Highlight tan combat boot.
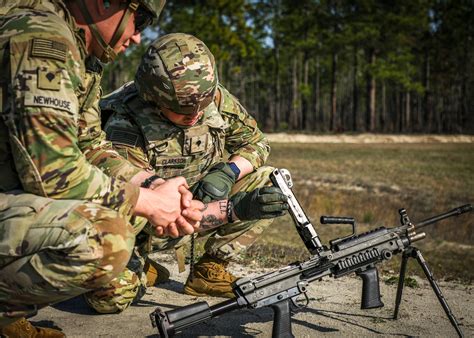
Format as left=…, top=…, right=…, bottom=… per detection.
left=144, top=258, right=170, bottom=287
left=183, top=253, right=238, bottom=298
left=0, top=317, right=65, bottom=337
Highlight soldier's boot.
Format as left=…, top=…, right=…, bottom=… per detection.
left=183, top=253, right=238, bottom=298
left=0, top=318, right=65, bottom=338
left=144, top=258, right=170, bottom=287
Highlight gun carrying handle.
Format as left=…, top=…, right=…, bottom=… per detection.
left=357, top=267, right=384, bottom=309
left=270, top=300, right=295, bottom=338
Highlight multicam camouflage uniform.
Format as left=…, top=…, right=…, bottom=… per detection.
left=0, top=0, right=151, bottom=325
left=84, top=33, right=273, bottom=312
left=102, top=81, right=273, bottom=255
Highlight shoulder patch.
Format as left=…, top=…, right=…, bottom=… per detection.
left=30, top=38, right=67, bottom=62
left=24, top=92, right=76, bottom=115
left=38, top=68, right=62, bottom=91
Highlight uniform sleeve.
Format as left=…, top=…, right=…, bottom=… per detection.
left=76, top=68, right=143, bottom=182
left=8, top=27, right=138, bottom=217
left=220, top=87, right=270, bottom=169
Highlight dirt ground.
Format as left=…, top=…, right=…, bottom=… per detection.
left=33, top=252, right=473, bottom=338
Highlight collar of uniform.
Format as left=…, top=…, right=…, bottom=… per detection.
left=202, top=101, right=227, bottom=129
left=52, top=0, right=88, bottom=59
left=85, top=56, right=104, bottom=74
left=42, top=1, right=88, bottom=59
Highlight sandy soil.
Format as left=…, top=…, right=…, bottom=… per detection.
left=33, top=252, right=473, bottom=338
left=266, top=133, right=474, bottom=143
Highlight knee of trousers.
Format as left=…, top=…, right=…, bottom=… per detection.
left=69, top=203, right=136, bottom=289
left=0, top=198, right=135, bottom=315
left=83, top=266, right=144, bottom=314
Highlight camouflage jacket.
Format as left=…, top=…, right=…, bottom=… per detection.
left=102, top=82, right=270, bottom=187
left=0, top=0, right=140, bottom=217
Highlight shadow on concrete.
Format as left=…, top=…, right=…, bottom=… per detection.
left=52, top=295, right=96, bottom=315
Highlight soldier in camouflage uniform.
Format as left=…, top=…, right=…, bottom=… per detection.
left=96, top=33, right=278, bottom=310
left=0, top=1, right=209, bottom=336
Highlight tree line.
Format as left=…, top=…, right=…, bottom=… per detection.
left=103, top=0, right=474, bottom=134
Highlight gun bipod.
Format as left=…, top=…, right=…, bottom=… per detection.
left=393, top=246, right=464, bottom=338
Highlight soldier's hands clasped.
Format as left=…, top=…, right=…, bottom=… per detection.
left=193, top=162, right=238, bottom=203
left=230, top=186, right=289, bottom=221
left=135, top=177, right=203, bottom=237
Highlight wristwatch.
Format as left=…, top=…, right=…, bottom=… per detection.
left=141, top=174, right=161, bottom=188
left=227, top=162, right=241, bottom=180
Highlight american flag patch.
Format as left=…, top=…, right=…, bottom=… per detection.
left=30, top=38, right=67, bottom=62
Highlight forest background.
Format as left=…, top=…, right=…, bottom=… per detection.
left=102, top=0, right=474, bottom=134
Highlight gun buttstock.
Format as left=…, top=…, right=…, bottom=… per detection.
left=152, top=301, right=212, bottom=337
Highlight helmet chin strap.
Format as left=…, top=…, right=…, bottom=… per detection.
left=77, top=0, right=139, bottom=63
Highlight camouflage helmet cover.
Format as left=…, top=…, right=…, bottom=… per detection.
left=135, top=33, right=218, bottom=115
left=137, top=0, right=166, bottom=24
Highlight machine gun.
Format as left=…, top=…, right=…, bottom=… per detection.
left=150, top=168, right=472, bottom=338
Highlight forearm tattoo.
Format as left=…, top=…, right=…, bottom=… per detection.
left=199, top=201, right=227, bottom=230
left=201, top=215, right=225, bottom=230
left=219, top=201, right=227, bottom=214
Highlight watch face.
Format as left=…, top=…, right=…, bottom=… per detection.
left=228, top=162, right=240, bottom=179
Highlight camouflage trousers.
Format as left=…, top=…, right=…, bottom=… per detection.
left=84, top=166, right=275, bottom=313
left=0, top=192, right=138, bottom=326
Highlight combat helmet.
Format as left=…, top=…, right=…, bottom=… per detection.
left=75, top=0, right=166, bottom=63
left=135, top=33, right=218, bottom=115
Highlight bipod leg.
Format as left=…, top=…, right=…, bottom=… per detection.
left=393, top=248, right=411, bottom=319
left=412, top=247, right=464, bottom=338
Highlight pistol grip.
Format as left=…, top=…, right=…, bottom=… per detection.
left=357, top=267, right=384, bottom=309
left=270, top=300, right=295, bottom=338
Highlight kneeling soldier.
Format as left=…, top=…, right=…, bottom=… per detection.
left=93, top=33, right=279, bottom=311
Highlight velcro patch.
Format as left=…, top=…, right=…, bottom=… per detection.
left=155, top=156, right=187, bottom=168
left=24, top=92, right=76, bottom=115
left=108, top=128, right=145, bottom=149
left=30, top=38, right=67, bottom=62
left=38, top=68, right=62, bottom=91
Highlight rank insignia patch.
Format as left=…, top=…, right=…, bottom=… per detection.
left=30, top=38, right=67, bottom=62
left=38, top=68, right=62, bottom=91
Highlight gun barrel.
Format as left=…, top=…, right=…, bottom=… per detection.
left=416, top=204, right=472, bottom=229
left=209, top=298, right=240, bottom=317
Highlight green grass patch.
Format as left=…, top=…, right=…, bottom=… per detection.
left=385, top=276, right=419, bottom=288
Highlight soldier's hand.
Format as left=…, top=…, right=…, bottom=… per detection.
left=230, top=186, right=289, bottom=221
left=193, top=162, right=238, bottom=203
left=135, top=177, right=202, bottom=237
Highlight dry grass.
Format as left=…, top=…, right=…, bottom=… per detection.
left=240, top=143, right=474, bottom=283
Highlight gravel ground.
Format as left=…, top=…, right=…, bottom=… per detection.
left=33, top=252, right=473, bottom=337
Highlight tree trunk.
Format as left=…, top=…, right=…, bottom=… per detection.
left=381, top=81, right=386, bottom=132
left=303, top=55, right=310, bottom=130
left=314, top=56, right=321, bottom=131
left=405, top=90, right=411, bottom=132
left=423, top=49, right=433, bottom=132
left=290, top=56, right=299, bottom=129
left=330, top=52, right=338, bottom=131
left=365, top=48, right=376, bottom=131
left=352, top=45, right=358, bottom=131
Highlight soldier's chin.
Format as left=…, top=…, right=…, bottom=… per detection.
left=176, top=121, right=198, bottom=128
left=178, top=116, right=201, bottom=127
